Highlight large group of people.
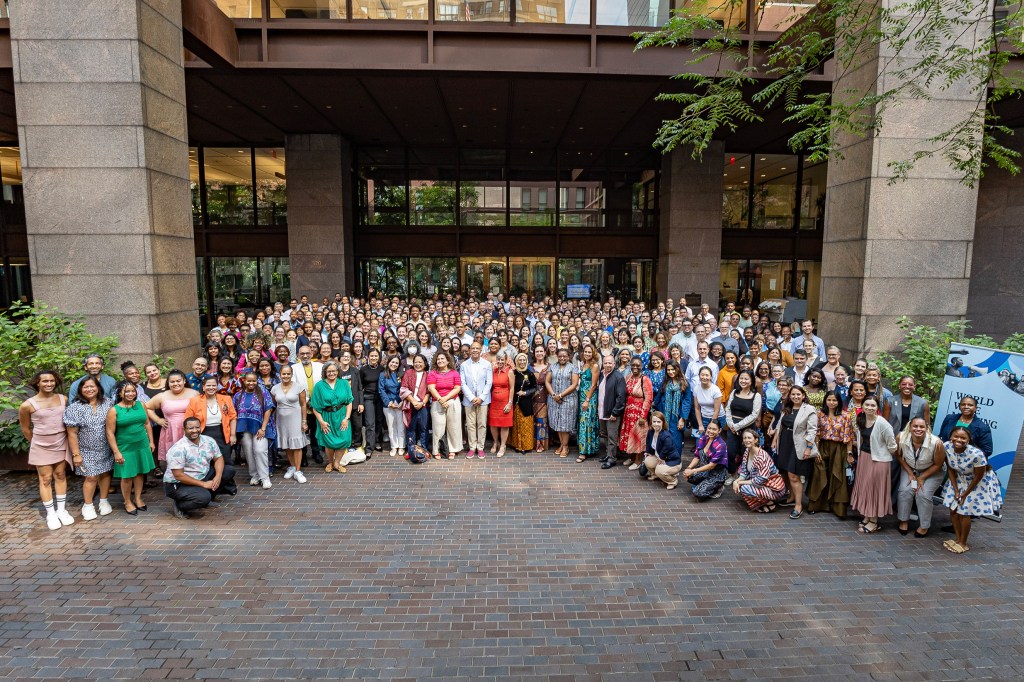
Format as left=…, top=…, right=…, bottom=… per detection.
left=17, top=291, right=1003, bottom=554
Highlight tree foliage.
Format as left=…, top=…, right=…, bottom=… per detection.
left=874, top=316, right=1024, bottom=416
left=635, top=0, right=1024, bottom=186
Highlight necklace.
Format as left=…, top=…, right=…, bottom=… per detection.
left=207, top=399, right=220, bottom=416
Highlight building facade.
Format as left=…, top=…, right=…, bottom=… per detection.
left=0, top=0, right=1020, bottom=364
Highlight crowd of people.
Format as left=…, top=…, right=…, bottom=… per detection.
left=18, top=292, right=1003, bottom=554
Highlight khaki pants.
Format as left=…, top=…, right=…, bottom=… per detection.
left=644, top=455, right=683, bottom=486
left=465, top=402, right=488, bottom=450
left=431, top=399, right=464, bottom=454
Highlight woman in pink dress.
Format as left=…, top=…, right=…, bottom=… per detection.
left=18, top=370, right=73, bottom=530
left=146, top=369, right=199, bottom=464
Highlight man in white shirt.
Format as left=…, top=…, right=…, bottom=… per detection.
left=459, top=342, right=492, bottom=458
left=291, top=346, right=324, bottom=465
left=685, top=341, right=719, bottom=387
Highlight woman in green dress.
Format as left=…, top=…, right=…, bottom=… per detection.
left=576, top=344, right=600, bottom=463
left=105, top=381, right=155, bottom=515
left=310, top=361, right=353, bottom=474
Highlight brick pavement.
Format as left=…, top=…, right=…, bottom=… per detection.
left=1, top=452, right=1024, bottom=681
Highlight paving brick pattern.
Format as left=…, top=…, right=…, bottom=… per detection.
left=2, top=453, right=1023, bottom=680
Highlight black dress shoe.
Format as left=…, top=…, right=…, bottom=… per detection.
left=601, top=461, right=616, bottom=469
left=941, top=524, right=954, bottom=533
left=313, top=453, right=324, bottom=465
left=124, top=507, right=138, bottom=516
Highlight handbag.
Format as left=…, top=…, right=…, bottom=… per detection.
left=638, top=460, right=649, bottom=477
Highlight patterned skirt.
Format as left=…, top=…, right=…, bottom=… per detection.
left=509, top=408, right=535, bottom=452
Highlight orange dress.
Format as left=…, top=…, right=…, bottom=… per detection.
left=489, top=368, right=513, bottom=428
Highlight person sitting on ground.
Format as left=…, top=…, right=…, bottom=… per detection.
left=683, top=420, right=729, bottom=501
left=642, top=411, right=683, bottom=490
left=163, top=416, right=236, bottom=519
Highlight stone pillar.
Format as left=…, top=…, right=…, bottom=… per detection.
left=12, top=1, right=199, bottom=366
left=819, top=2, right=988, bottom=358
left=967, top=129, right=1024, bottom=340
left=286, top=134, right=354, bottom=301
left=657, top=142, right=723, bottom=312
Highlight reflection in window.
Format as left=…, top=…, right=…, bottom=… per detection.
left=756, top=0, right=817, bottom=32
left=255, top=148, right=287, bottom=226
left=800, top=159, right=826, bottom=230
left=204, top=148, right=254, bottom=226
left=411, top=177, right=457, bottom=225
left=260, top=257, right=291, bottom=304
left=410, top=257, right=458, bottom=298
left=214, top=0, right=263, bottom=17
left=195, top=257, right=207, bottom=317
left=211, top=256, right=260, bottom=309
left=510, top=179, right=556, bottom=226
left=680, top=0, right=746, bottom=28
left=360, top=258, right=409, bottom=297
left=722, top=153, right=750, bottom=229
left=268, top=0, right=346, bottom=18
left=597, top=0, right=670, bottom=26
left=559, top=181, right=604, bottom=227
left=718, top=259, right=820, bottom=318
left=510, top=257, right=555, bottom=297
left=461, top=176, right=507, bottom=226
left=557, top=258, right=604, bottom=299
left=517, top=0, right=590, bottom=23
left=359, top=167, right=407, bottom=225
left=752, top=154, right=797, bottom=229
left=353, top=0, right=426, bottom=18
left=435, top=0, right=509, bottom=21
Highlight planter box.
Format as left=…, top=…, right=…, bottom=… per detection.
left=0, top=447, right=31, bottom=472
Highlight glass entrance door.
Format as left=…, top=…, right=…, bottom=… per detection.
left=509, top=257, right=554, bottom=298
left=463, top=257, right=506, bottom=297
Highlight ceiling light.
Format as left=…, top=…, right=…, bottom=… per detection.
left=759, top=157, right=766, bottom=160
left=780, top=167, right=786, bottom=170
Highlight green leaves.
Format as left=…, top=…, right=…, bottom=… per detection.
left=635, top=0, right=1024, bottom=185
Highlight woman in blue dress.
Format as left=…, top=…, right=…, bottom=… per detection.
left=661, top=360, right=691, bottom=452
left=645, top=352, right=666, bottom=414
left=575, top=345, right=600, bottom=463
left=942, top=427, right=1003, bottom=555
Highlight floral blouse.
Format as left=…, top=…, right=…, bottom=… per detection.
left=818, top=410, right=854, bottom=443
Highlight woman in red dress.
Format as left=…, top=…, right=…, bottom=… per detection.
left=488, top=354, right=514, bottom=457
left=621, top=356, right=654, bottom=470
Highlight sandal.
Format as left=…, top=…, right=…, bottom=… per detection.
left=434, top=454, right=442, bottom=460
left=576, top=454, right=587, bottom=463
left=325, top=463, right=334, bottom=473
left=859, top=522, right=881, bottom=533
left=448, top=453, right=455, bottom=460
left=558, top=449, right=567, bottom=458
left=945, top=541, right=967, bottom=554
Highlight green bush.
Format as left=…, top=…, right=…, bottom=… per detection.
left=0, top=302, right=120, bottom=453
left=874, top=317, right=1020, bottom=418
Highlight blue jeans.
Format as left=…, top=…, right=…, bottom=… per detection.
left=406, top=406, right=429, bottom=451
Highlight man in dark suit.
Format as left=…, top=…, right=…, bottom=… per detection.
left=596, top=354, right=627, bottom=469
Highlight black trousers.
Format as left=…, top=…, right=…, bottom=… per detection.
left=164, top=463, right=237, bottom=512
left=203, top=426, right=230, bottom=458
left=349, top=409, right=365, bottom=448
left=363, top=395, right=384, bottom=450
left=305, top=412, right=321, bottom=456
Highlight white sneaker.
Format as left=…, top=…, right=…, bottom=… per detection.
left=81, top=504, right=98, bottom=521
left=56, top=509, right=75, bottom=526
left=46, top=513, right=61, bottom=530
left=390, top=449, right=396, bottom=457
left=97, top=499, right=113, bottom=516
left=724, top=475, right=736, bottom=486
left=628, top=463, right=640, bottom=471
left=293, top=471, right=307, bottom=484
left=283, top=466, right=295, bottom=480
left=249, top=476, right=260, bottom=486
left=261, top=479, right=272, bottom=489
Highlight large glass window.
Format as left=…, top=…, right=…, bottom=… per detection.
left=510, top=175, right=557, bottom=226
left=204, top=148, right=254, bottom=226
left=196, top=257, right=207, bottom=319
left=411, top=177, right=457, bottom=225
left=517, top=0, right=591, bottom=24
left=718, top=259, right=820, bottom=319
left=597, top=0, right=670, bottom=26
left=509, top=257, right=554, bottom=297
left=255, top=148, right=287, bottom=227
left=190, top=147, right=202, bottom=229
left=0, top=146, right=24, bottom=227
left=260, top=257, right=291, bottom=304
left=269, top=0, right=346, bottom=18
left=463, top=257, right=506, bottom=296
left=214, top=0, right=263, bottom=17
left=211, top=257, right=260, bottom=309
left=353, top=0, right=425, bottom=18
left=460, top=155, right=507, bottom=226
left=722, top=153, right=750, bottom=229
left=680, top=0, right=746, bottom=28
left=757, top=0, right=817, bottom=32
left=436, top=0, right=509, bottom=21
left=557, top=258, right=604, bottom=299
left=752, top=154, right=797, bottom=229
left=359, top=166, right=407, bottom=225
left=360, top=257, right=409, bottom=297
left=410, top=257, right=458, bottom=298
left=800, top=159, right=827, bottom=231
left=0, top=258, right=31, bottom=308
left=723, top=152, right=807, bottom=230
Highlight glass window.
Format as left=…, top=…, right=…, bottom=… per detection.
left=260, top=257, right=291, bottom=304
left=557, top=258, right=604, bottom=299
left=189, top=147, right=202, bottom=229
left=509, top=257, right=554, bottom=297
left=360, top=258, right=409, bottom=297
left=518, top=0, right=591, bottom=24
left=211, top=256, right=260, bottom=309
left=460, top=170, right=507, bottom=226
left=0, top=146, right=24, bottom=227
left=721, top=259, right=795, bottom=314
left=353, top=0, right=426, bottom=18
left=268, top=0, right=346, bottom=18
left=559, top=179, right=604, bottom=227
left=800, top=159, right=827, bottom=231
left=204, top=148, right=254, bottom=227
left=597, top=0, right=671, bottom=26
left=411, top=175, right=457, bottom=225
left=410, top=257, right=458, bottom=298
left=680, top=0, right=746, bottom=28
left=463, top=257, right=506, bottom=297
left=510, top=177, right=556, bottom=227
left=359, top=166, right=407, bottom=225
left=255, top=148, right=287, bottom=227
left=796, top=260, right=821, bottom=319
left=752, top=154, right=797, bottom=229
left=436, top=0, right=509, bottom=21
left=214, top=0, right=263, bottom=17
left=196, top=257, right=207, bottom=319
left=757, top=0, right=817, bottom=32
left=0, top=258, right=31, bottom=308
left=722, top=153, right=750, bottom=229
